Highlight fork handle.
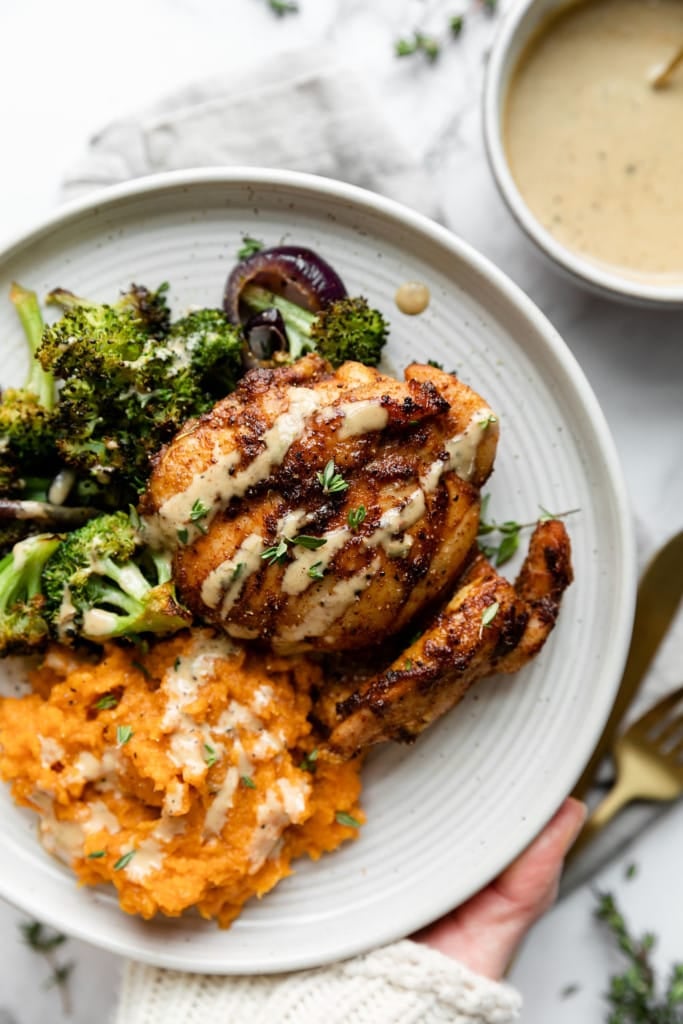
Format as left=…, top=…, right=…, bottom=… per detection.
left=566, top=779, right=633, bottom=861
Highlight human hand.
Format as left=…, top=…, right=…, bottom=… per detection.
left=413, top=796, right=586, bottom=980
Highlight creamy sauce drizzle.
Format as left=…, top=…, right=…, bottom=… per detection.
left=82, top=608, right=121, bottom=639
left=272, top=407, right=494, bottom=640
left=248, top=777, right=310, bottom=873
left=39, top=736, right=65, bottom=769
left=204, top=766, right=239, bottom=837
left=124, top=837, right=164, bottom=882
left=161, top=635, right=236, bottom=730
left=421, top=407, right=493, bottom=491
left=277, top=560, right=380, bottom=644
left=201, top=532, right=265, bottom=611
left=152, top=386, right=322, bottom=543
left=336, top=401, right=389, bottom=440
left=56, top=587, right=77, bottom=640
left=84, top=800, right=120, bottom=836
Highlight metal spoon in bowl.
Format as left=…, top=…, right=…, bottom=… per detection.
left=649, top=43, right=683, bottom=89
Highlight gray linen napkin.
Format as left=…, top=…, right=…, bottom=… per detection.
left=62, top=49, right=681, bottom=895
left=62, top=46, right=441, bottom=224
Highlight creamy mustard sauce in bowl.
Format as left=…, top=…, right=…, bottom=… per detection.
left=484, top=0, right=683, bottom=305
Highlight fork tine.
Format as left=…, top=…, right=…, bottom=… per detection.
left=627, top=687, right=683, bottom=738
left=651, top=713, right=683, bottom=748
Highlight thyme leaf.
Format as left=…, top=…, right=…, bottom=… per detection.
left=299, top=748, right=319, bottom=773
left=335, top=811, right=361, bottom=829
left=237, top=235, right=264, bottom=260
left=116, top=725, right=133, bottom=746
left=292, top=534, right=327, bottom=550
left=21, top=921, right=67, bottom=953
left=481, top=601, right=499, bottom=628
left=189, top=498, right=210, bottom=534
left=93, top=693, right=119, bottom=711
left=308, top=561, right=325, bottom=580
left=262, top=538, right=290, bottom=565
left=317, top=459, right=349, bottom=494
left=267, top=0, right=298, bottom=13
left=113, top=850, right=135, bottom=872
left=347, top=505, right=367, bottom=531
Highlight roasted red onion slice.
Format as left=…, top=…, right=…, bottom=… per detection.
left=223, top=245, right=347, bottom=324
left=242, top=308, right=289, bottom=366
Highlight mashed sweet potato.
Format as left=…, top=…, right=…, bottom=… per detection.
left=0, top=631, right=363, bottom=927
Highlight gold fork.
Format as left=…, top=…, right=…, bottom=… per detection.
left=570, top=686, right=683, bottom=859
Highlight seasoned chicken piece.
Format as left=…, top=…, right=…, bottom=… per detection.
left=141, top=354, right=499, bottom=652
left=318, top=519, right=573, bottom=758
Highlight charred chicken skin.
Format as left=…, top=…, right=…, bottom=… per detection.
left=317, top=518, right=572, bottom=759
left=141, top=354, right=572, bottom=752
left=142, top=354, right=500, bottom=652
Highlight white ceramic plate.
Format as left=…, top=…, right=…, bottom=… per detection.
left=0, top=168, right=634, bottom=973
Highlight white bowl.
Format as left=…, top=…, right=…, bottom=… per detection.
left=483, top=0, right=683, bottom=307
left=0, top=167, right=635, bottom=972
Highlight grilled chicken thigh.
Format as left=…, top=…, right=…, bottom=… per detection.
left=142, top=354, right=499, bottom=652
left=317, top=518, right=573, bottom=758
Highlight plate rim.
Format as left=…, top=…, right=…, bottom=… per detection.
left=0, top=167, right=637, bottom=972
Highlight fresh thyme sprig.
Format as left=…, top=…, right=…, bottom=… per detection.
left=262, top=537, right=290, bottom=566
left=477, top=495, right=579, bottom=567
left=261, top=532, right=327, bottom=566
left=395, top=31, right=441, bottom=62
left=189, top=498, right=210, bottom=534
left=317, top=459, right=348, bottom=495
left=347, top=505, right=366, bottom=531
left=395, top=0, right=498, bottom=63
left=20, top=921, right=74, bottom=1015
left=595, top=890, right=683, bottom=1022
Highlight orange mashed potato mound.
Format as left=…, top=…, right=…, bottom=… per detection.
left=0, top=631, right=363, bottom=927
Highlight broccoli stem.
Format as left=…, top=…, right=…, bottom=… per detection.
left=0, top=498, right=99, bottom=528
left=45, top=288, right=96, bottom=313
left=0, top=534, right=61, bottom=610
left=241, top=284, right=315, bottom=359
left=148, top=548, right=173, bottom=586
left=9, top=283, right=55, bottom=411
left=96, top=556, right=153, bottom=603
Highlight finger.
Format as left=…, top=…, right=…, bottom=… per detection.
left=414, top=797, right=586, bottom=979
left=492, top=796, right=587, bottom=911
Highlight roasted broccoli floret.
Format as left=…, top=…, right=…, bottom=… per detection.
left=42, top=511, right=191, bottom=645
left=0, top=533, right=62, bottom=655
left=165, top=308, right=245, bottom=401
left=0, top=284, right=59, bottom=499
left=38, top=295, right=244, bottom=498
left=240, top=284, right=388, bottom=367
left=48, top=281, right=172, bottom=337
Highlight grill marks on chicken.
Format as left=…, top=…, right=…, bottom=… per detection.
left=142, top=355, right=499, bottom=652
left=319, top=519, right=573, bottom=758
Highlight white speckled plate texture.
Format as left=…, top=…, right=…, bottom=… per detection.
left=0, top=168, right=635, bottom=973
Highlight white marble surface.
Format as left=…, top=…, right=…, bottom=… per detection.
left=0, top=0, right=681, bottom=1021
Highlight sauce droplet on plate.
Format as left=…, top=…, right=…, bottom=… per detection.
left=395, top=281, right=430, bottom=315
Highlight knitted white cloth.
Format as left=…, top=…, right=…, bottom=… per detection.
left=117, top=940, right=521, bottom=1024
